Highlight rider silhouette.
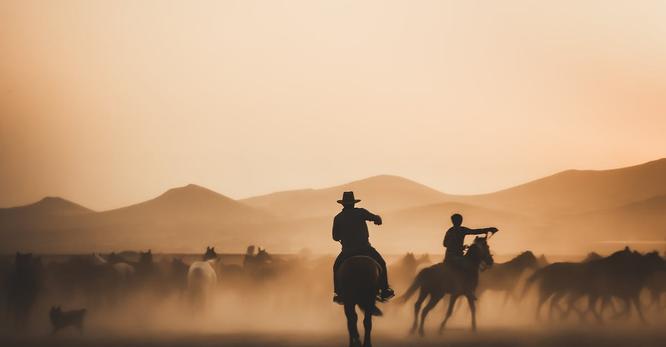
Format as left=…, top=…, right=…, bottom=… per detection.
left=443, top=213, right=498, bottom=266
left=332, top=191, right=394, bottom=304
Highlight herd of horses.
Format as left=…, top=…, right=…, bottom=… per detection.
left=0, top=245, right=288, bottom=331
left=339, top=234, right=666, bottom=347
left=1, top=240, right=666, bottom=347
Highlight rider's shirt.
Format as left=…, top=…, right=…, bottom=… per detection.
left=443, top=226, right=481, bottom=258
left=332, top=207, right=381, bottom=251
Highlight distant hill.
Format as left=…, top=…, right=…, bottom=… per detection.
left=0, top=184, right=273, bottom=253
left=0, top=197, right=93, bottom=232
left=1, top=159, right=664, bottom=254
left=0, top=196, right=93, bottom=217
left=564, top=194, right=666, bottom=242
left=241, top=175, right=450, bottom=220
left=97, top=184, right=270, bottom=224
left=450, top=158, right=666, bottom=216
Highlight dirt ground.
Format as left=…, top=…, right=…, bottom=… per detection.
left=2, top=329, right=666, bottom=347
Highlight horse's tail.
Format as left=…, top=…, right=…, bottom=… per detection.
left=360, top=304, right=384, bottom=317
left=521, top=268, right=543, bottom=298
left=396, top=267, right=426, bottom=304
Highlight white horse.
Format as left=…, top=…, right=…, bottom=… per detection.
left=187, top=260, right=218, bottom=306
left=112, top=262, right=135, bottom=281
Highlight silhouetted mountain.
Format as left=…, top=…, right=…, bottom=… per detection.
left=451, top=158, right=666, bottom=216
left=565, top=194, right=666, bottom=241
left=2, top=159, right=665, bottom=254
left=0, top=196, right=92, bottom=230
left=98, top=184, right=269, bottom=224
left=0, top=185, right=273, bottom=253
left=0, top=197, right=93, bottom=217
left=242, top=175, right=450, bottom=219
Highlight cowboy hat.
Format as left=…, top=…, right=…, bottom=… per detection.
left=337, top=191, right=361, bottom=204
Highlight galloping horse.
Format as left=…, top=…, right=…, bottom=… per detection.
left=399, top=235, right=494, bottom=336
left=337, top=256, right=383, bottom=347
left=477, top=250, right=538, bottom=304
left=187, top=247, right=218, bottom=306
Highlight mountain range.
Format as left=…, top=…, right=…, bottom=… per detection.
left=1, top=158, right=665, bottom=255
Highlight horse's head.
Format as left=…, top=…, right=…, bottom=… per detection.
left=139, top=250, right=153, bottom=264
left=516, top=251, right=538, bottom=269
left=256, top=247, right=272, bottom=262
left=417, top=254, right=431, bottom=265
left=203, top=246, right=218, bottom=261
left=583, top=251, right=603, bottom=263
left=470, top=236, right=494, bottom=270
left=401, top=252, right=416, bottom=266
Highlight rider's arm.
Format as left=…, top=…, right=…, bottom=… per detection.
left=360, top=208, right=382, bottom=225
left=332, top=216, right=341, bottom=241
left=462, top=226, right=497, bottom=235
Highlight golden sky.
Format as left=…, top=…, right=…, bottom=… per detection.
left=1, top=0, right=665, bottom=210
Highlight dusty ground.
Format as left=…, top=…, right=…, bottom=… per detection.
left=2, top=329, right=666, bottom=347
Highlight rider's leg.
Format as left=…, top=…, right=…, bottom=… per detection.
left=367, top=247, right=389, bottom=290
left=333, top=252, right=345, bottom=294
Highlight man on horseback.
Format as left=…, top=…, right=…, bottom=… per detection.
left=333, top=191, right=394, bottom=304
left=444, top=213, right=498, bottom=268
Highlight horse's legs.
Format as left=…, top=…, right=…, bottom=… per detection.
left=611, top=297, right=630, bottom=320
left=344, top=304, right=360, bottom=347
left=362, top=310, right=372, bottom=347
left=438, top=294, right=458, bottom=334
left=586, top=295, right=604, bottom=324
left=562, top=293, right=584, bottom=321
left=410, top=289, right=427, bottom=335
left=466, top=294, right=477, bottom=332
left=548, top=292, right=564, bottom=321
left=631, top=295, right=647, bottom=324
left=535, top=290, right=550, bottom=322
left=418, top=294, right=442, bottom=337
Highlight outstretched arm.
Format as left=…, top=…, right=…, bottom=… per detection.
left=463, top=226, right=498, bottom=235
left=362, top=209, right=382, bottom=225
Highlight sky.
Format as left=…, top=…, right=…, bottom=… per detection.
left=1, top=0, right=665, bottom=211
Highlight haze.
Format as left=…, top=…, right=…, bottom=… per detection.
left=2, top=0, right=666, bottom=210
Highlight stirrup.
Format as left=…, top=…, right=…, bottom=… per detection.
left=377, top=288, right=395, bottom=302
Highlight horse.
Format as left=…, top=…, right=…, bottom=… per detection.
left=645, top=269, right=666, bottom=311
left=477, top=250, right=538, bottom=305
left=7, top=252, right=43, bottom=330
left=187, top=246, right=219, bottom=306
left=390, top=253, right=431, bottom=290
left=244, top=245, right=278, bottom=280
left=523, top=248, right=665, bottom=323
left=168, top=257, right=190, bottom=295
left=582, top=250, right=664, bottom=322
left=337, top=256, right=383, bottom=347
left=399, top=235, right=494, bottom=336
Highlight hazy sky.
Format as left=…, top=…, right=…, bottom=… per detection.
left=1, top=0, right=665, bottom=210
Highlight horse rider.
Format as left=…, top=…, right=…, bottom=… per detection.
left=332, top=191, right=395, bottom=304
left=443, top=213, right=498, bottom=268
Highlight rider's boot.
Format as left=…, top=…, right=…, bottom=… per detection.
left=378, top=287, right=395, bottom=301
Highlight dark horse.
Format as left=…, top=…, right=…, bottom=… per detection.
left=399, top=235, right=494, bottom=336
left=477, top=250, right=539, bottom=304
left=337, top=256, right=383, bottom=347
left=7, top=253, right=43, bottom=330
